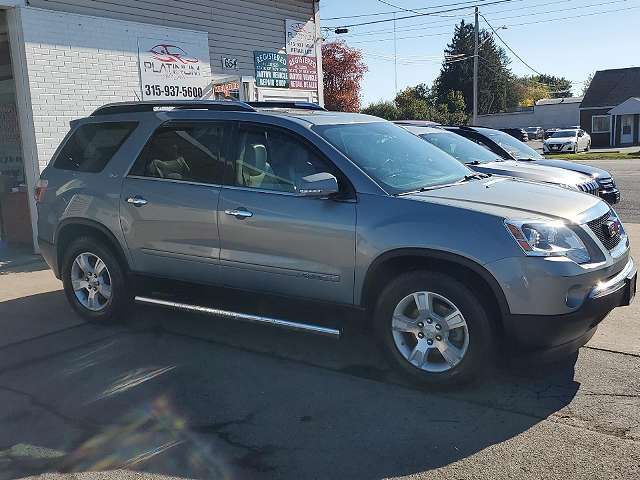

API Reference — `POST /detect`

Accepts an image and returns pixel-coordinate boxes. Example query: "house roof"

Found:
[581,67,640,108]
[536,96,583,106]
[608,97,640,115]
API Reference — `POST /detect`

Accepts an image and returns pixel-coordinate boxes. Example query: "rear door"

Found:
[217,122,357,304]
[120,121,232,284]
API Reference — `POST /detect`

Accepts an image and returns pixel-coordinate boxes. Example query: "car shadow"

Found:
[0,289,581,480]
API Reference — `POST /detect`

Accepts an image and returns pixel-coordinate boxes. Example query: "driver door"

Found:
[217,123,357,304]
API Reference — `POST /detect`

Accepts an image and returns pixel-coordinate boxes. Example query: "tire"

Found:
[61,236,131,323]
[373,271,494,386]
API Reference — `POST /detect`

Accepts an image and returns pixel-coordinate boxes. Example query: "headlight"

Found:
[505,220,591,264]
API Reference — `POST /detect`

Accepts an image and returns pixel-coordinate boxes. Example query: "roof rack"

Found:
[246,101,326,111]
[91,100,256,116]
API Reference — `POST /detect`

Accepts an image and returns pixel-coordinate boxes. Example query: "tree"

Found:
[361,100,400,120]
[529,74,572,98]
[516,77,551,106]
[434,20,516,115]
[582,72,594,95]
[322,40,368,112]
[361,83,468,124]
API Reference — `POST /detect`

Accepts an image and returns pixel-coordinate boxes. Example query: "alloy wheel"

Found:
[70,252,113,311]
[391,291,470,373]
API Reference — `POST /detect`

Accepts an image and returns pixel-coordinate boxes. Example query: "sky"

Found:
[318,0,640,107]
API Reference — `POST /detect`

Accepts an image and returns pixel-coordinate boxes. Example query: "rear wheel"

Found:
[62,236,130,322]
[374,271,494,386]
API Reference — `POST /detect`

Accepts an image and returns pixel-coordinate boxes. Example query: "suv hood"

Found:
[405,176,604,223]
[532,159,611,180]
[471,160,591,186]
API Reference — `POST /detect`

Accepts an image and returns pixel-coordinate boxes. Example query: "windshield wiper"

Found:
[465,160,482,165]
[461,172,490,182]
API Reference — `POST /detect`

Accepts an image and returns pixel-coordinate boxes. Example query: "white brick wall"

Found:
[19,7,210,172]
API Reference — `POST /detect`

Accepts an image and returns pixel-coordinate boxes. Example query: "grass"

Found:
[544,150,640,160]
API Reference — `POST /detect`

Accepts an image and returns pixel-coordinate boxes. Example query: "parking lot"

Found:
[0,160,638,480]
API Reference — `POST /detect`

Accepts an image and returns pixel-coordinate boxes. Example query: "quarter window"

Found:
[54,122,137,172]
[592,115,611,133]
[232,124,332,193]
[131,123,231,185]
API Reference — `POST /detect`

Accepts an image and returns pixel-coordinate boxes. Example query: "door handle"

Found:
[126,196,148,207]
[225,208,253,219]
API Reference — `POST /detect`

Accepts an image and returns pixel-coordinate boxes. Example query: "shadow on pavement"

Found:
[0,289,581,480]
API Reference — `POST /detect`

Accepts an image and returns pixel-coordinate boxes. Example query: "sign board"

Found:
[221,57,238,70]
[254,51,289,88]
[288,55,318,90]
[138,37,211,100]
[214,81,240,99]
[285,19,317,57]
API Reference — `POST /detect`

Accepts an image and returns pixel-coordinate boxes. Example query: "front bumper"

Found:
[544,143,576,153]
[599,187,620,205]
[506,257,636,353]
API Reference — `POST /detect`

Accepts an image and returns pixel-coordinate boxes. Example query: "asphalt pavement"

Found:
[0,160,638,479]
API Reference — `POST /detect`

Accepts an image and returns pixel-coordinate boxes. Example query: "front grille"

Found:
[587,211,623,250]
[578,180,600,197]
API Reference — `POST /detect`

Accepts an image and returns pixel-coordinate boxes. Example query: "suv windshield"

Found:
[524,127,538,133]
[551,130,578,138]
[419,131,500,165]
[315,122,471,194]
[477,128,544,160]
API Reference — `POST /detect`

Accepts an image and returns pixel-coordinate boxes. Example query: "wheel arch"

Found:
[55,218,130,276]
[360,248,511,333]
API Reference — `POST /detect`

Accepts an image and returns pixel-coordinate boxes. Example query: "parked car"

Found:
[444,126,620,204]
[500,128,529,142]
[36,101,636,387]
[544,128,559,139]
[544,129,591,154]
[398,123,599,195]
[524,126,544,140]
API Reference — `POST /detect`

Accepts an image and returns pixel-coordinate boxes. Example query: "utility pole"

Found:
[393,12,398,95]
[473,6,479,124]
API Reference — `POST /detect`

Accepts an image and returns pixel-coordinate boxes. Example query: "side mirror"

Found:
[297,172,339,198]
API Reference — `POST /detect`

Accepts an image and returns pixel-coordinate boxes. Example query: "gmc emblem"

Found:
[603,219,621,239]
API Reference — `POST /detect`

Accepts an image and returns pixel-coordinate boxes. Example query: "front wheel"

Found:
[585,141,591,152]
[374,271,494,386]
[61,236,130,323]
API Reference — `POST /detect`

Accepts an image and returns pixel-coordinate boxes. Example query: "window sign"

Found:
[138,37,211,100]
[254,51,289,88]
[288,55,318,90]
[285,19,317,57]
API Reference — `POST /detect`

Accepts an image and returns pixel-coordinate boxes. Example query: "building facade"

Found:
[475,97,582,130]
[0,0,322,252]
[580,67,640,148]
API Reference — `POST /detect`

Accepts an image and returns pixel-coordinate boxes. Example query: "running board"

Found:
[134,296,341,339]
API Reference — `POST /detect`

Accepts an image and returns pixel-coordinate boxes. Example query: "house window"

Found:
[592,115,611,133]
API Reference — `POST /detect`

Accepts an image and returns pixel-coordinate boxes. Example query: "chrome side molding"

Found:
[134,296,341,339]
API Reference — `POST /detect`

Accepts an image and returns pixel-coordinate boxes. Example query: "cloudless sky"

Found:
[319,0,640,106]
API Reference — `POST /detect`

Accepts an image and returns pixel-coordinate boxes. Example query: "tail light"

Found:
[35,179,48,203]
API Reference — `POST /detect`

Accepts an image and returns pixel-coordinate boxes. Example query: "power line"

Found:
[480,13,543,76]
[339,0,630,37]
[334,0,518,28]
[323,0,494,21]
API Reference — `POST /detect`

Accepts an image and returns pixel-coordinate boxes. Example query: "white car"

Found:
[543,128,591,154]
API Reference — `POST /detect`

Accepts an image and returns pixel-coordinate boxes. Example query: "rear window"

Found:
[54,122,138,172]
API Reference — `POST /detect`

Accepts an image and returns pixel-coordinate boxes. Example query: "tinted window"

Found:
[475,128,543,160]
[54,122,137,172]
[315,122,470,194]
[232,124,332,193]
[551,130,578,138]
[419,132,499,164]
[131,123,231,185]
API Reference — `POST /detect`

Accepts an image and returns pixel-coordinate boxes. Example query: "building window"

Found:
[592,115,611,133]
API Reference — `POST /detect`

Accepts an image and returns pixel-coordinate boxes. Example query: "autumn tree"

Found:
[322,40,368,112]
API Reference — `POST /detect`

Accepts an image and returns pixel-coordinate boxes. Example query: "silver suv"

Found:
[36,101,636,386]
